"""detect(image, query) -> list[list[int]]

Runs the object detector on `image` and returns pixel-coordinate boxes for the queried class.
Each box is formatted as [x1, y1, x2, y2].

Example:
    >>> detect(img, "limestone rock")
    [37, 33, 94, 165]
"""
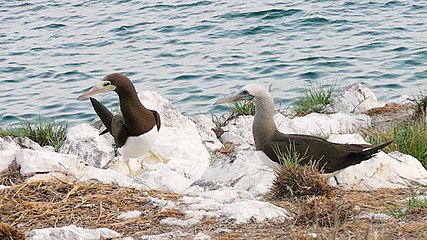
[357, 213, 391, 222]
[218, 199, 292, 224]
[26, 225, 120, 240]
[221, 116, 254, 147]
[117, 210, 142, 220]
[0, 150, 15, 172]
[15, 149, 81, 176]
[274, 112, 371, 135]
[330, 83, 385, 114]
[190, 114, 223, 152]
[196, 148, 276, 197]
[140, 231, 190, 240]
[133, 91, 211, 191]
[60, 123, 115, 168]
[327, 135, 427, 190]
[0, 136, 20, 151]
[13, 149, 143, 189]
[13, 137, 42, 150]
[160, 187, 291, 226]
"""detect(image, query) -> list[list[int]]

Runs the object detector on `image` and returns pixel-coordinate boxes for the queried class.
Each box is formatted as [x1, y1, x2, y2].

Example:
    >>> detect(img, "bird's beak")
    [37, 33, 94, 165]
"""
[213, 94, 247, 105]
[77, 82, 115, 101]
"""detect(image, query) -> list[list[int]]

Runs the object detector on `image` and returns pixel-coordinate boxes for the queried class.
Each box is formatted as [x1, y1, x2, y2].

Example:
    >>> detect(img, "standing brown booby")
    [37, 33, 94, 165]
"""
[214, 84, 392, 173]
[77, 73, 166, 174]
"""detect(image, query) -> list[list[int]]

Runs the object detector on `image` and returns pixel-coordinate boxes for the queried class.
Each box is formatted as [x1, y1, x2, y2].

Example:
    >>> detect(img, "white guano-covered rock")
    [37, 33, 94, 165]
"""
[159, 187, 291, 226]
[0, 136, 20, 151]
[219, 199, 292, 224]
[26, 225, 120, 240]
[0, 150, 15, 172]
[330, 83, 385, 114]
[197, 149, 276, 197]
[16, 149, 82, 176]
[133, 91, 211, 192]
[117, 210, 142, 220]
[14, 149, 144, 189]
[327, 135, 427, 190]
[60, 123, 115, 168]
[13, 137, 42, 150]
[275, 112, 371, 135]
[190, 114, 223, 152]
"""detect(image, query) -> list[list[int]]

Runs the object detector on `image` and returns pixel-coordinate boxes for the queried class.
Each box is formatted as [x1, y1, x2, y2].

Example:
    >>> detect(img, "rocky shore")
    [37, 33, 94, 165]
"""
[1, 84, 426, 239]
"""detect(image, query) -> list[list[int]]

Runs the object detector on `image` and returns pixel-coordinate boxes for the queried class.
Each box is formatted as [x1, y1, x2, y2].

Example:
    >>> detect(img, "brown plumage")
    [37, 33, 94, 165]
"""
[77, 73, 161, 158]
[214, 84, 392, 173]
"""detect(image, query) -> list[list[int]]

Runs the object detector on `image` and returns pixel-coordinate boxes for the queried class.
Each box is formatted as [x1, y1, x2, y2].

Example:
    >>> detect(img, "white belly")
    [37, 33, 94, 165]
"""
[118, 127, 159, 159]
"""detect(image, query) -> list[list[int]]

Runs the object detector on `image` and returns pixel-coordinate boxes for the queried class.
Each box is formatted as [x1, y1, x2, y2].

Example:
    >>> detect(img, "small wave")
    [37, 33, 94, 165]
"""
[351, 42, 388, 51]
[299, 17, 329, 26]
[0, 66, 26, 73]
[391, 46, 408, 52]
[30, 47, 48, 52]
[110, 22, 152, 36]
[383, 1, 404, 7]
[221, 9, 302, 20]
[33, 23, 67, 30]
[174, 75, 202, 80]
[27, 71, 55, 79]
[299, 72, 320, 79]
[403, 59, 421, 66]
[242, 25, 277, 35]
[139, 1, 212, 11]
[316, 61, 354, 68]
[54, 71, 92, 80]
[373, 83, 403, 89]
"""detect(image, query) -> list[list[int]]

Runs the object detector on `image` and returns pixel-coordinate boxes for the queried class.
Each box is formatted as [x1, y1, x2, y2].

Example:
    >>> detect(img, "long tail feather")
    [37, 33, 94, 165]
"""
[90, 97, 113, 135]
[348, 140, 393, 161]
[359, 140, 393, 156]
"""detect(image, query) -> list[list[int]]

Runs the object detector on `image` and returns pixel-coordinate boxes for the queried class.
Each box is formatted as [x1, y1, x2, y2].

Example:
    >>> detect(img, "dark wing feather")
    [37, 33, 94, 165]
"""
[90, 97, 129, 147]
[263, 132, 392, 173]
[150, 110, 161, 131]
[90, 97, 113, 135]
[347, 140, 393, 163]
[111, 116, 128, 147]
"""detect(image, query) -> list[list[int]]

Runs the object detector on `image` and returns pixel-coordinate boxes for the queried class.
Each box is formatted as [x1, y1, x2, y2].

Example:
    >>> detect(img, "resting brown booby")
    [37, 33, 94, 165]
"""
[214, 84, 392, 173]
[77, 73, 166, 174]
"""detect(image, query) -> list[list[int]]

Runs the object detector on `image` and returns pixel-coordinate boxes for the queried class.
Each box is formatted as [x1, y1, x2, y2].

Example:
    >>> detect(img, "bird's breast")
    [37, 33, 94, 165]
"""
[118, 126, 159, 158]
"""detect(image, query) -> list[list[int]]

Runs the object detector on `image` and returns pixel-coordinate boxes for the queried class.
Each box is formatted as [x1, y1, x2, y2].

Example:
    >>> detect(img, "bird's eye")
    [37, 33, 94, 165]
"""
[103, 82, 111, 86]
[242, 90, 248, 95]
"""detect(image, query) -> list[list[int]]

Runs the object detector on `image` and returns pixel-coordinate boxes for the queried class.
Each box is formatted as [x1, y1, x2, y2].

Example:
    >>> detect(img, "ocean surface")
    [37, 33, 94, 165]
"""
[1, 0, 426, 126]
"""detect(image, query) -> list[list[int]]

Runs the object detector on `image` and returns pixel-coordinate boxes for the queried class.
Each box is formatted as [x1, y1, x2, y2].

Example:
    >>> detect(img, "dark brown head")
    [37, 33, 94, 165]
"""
[77, 73, 136, 100]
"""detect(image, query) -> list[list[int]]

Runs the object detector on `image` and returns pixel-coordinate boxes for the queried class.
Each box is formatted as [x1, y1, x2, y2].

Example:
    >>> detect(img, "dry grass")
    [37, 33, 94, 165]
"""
[270, 188, 427, 239]
[365, 102, 415, 116]
[1, 179, 426, 239]
[294, 195, 356, 227]
[0, 222, 25, 240]
[0, 161, 25, 186]
[269, 161, 332, 199]
[0, 180, 183, 238]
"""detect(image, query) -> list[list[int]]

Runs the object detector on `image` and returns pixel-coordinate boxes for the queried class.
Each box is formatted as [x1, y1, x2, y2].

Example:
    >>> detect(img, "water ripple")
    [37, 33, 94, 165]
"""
[0, 0, 426, 126]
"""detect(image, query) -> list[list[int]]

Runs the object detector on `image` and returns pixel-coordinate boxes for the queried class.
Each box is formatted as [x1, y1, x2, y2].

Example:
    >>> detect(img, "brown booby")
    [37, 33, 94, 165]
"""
[214, 84, 392, 173]
[77, 73, 166, 174]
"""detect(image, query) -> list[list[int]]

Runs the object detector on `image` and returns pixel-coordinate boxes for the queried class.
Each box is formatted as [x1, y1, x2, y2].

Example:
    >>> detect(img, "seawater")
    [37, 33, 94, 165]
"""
[1, 0, 426, 126]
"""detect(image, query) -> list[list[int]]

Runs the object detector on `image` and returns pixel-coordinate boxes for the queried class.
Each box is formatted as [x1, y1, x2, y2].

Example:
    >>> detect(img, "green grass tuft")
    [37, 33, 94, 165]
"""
[363, 120, 427, 167]
[385, 193, 427, 218]
[211, 113, 229, 128]
[227, 100, 255, 117]
[0, 117, 68, 151]
[211, 100, 255, 128]
[294, 80, 336, 116]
